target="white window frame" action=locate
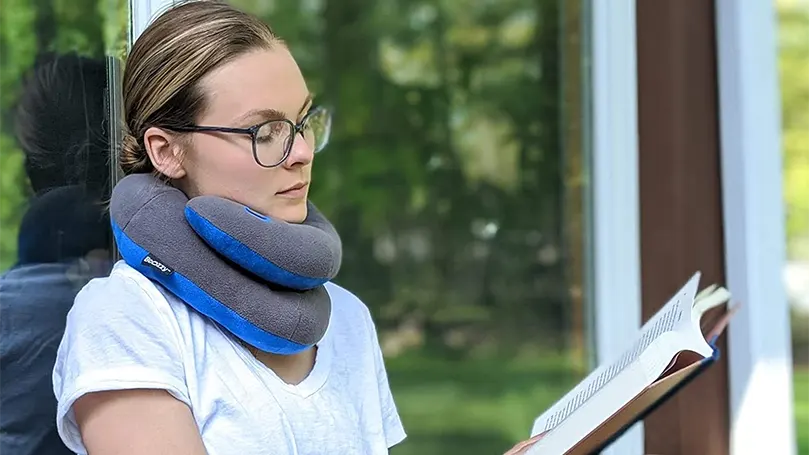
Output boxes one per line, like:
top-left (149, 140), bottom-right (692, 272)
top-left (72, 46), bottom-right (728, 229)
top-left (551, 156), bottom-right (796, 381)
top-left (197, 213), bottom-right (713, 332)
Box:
top-left (130, 0), bottom-right (175, 40)
top-left (715, 1), bottom-right (797, 454)
top-left (129, 1), bottom-right (645, 454)
top-left (589, 1), bottom-right (643, 454)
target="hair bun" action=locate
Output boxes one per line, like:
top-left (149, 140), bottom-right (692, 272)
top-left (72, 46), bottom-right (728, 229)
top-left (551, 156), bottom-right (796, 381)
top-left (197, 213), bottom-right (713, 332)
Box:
top-left (121, 133), bottom-right (140, 154)
top-left (119, 132), bottom-right (152, 174)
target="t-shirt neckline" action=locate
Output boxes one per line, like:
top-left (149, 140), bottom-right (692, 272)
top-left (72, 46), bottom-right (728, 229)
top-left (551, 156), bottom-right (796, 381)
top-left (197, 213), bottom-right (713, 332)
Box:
top-left (226, 320), bottom-right (333, 399)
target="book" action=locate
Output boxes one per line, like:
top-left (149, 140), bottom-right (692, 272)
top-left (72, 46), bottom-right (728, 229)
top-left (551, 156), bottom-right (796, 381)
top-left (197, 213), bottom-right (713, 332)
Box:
top-left (526, 272), bottom-right (737, 455)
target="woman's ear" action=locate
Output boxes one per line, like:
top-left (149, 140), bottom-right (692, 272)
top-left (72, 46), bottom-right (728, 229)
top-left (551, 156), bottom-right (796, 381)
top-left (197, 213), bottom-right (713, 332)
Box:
top-left (143, 126), bottom-right (187, 179)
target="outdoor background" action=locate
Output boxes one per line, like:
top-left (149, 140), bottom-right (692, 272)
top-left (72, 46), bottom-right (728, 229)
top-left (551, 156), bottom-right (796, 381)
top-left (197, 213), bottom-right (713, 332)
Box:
top-left (781, 0), bottom-right (809, 453)
top-left (0, 0), bottom-right (806, 454)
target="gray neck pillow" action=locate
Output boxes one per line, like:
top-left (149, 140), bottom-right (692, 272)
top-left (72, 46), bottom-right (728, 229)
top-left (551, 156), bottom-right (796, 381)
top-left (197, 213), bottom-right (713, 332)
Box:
top-left (109, 173), bottom-right (342, 354)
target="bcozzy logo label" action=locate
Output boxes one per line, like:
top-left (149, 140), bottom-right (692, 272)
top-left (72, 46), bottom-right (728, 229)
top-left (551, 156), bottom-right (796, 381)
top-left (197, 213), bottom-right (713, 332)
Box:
top-left (142, 255), bottom-right (173, 276)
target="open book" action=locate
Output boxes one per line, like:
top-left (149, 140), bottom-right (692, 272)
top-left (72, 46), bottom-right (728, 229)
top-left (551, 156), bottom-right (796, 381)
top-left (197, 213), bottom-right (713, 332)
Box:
top-left (526, 272), bottom-right (737, 455)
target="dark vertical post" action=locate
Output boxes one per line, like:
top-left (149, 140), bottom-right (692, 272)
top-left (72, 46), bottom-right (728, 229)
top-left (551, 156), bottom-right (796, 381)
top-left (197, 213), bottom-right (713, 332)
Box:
top-left (636, 0), bottom-right (731, 454)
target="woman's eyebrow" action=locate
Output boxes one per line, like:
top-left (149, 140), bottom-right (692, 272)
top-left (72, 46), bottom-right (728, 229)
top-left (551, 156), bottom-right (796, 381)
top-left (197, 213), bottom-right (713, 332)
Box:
top-left (235, 94), bottom-right (314, 126)
top-left (236, 108), bottom-right (285, 125)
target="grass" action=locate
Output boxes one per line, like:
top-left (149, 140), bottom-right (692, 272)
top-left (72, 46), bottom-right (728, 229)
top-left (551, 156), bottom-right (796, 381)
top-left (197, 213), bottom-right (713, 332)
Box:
top-left (795, 368), bottom-right (808, 454)
top-left (386, 351), bottom-right (585, 455)
top-left (384, 351), bottom-right (809, 455)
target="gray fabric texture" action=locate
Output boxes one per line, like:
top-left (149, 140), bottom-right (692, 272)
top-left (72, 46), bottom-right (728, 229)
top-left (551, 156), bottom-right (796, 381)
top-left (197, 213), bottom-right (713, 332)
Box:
top-left (186, 196), bottom-right (342, 286)
top-left (109, 173), bottom-right (337, 348)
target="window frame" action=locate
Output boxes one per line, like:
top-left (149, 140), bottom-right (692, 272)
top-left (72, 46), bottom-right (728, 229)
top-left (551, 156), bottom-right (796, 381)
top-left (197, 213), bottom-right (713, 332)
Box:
top-left (589, 1), bottom-right (644, 454)
top-left (715, 0), bottom-right (797, 453)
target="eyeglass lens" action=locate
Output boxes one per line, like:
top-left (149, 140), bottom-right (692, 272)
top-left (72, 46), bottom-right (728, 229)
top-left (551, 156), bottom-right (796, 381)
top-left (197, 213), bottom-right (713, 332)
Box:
top-left (255, 108), bottom-right (331, 167)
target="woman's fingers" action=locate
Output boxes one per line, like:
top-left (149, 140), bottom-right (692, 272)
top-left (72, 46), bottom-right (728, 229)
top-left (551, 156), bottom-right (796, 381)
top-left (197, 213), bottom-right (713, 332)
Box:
top-left (503, 432), bottom-right (546, 455)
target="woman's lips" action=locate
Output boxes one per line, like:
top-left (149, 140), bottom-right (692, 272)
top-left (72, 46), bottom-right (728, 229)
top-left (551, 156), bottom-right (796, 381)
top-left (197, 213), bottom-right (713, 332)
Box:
top-left (276, 182), bottom-right (309, 199)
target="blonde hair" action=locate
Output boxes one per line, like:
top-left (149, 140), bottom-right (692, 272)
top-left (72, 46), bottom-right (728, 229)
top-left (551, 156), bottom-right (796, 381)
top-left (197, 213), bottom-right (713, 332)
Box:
top-left (120, 0), bottom-right (280, 174)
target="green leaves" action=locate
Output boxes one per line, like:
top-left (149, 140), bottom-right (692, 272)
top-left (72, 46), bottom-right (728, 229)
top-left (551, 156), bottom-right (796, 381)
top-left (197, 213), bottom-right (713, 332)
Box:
top-left (779, 4), bottom-right (809, 259)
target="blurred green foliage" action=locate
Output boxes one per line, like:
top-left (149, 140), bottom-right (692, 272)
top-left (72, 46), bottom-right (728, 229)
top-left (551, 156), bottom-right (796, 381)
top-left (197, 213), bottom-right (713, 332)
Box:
top-left (778, 3), bottom-right (809, 452)
top-left (794, 369), bottom-right (809, 454)
top-left (778, 2), bottom-right (809, 260)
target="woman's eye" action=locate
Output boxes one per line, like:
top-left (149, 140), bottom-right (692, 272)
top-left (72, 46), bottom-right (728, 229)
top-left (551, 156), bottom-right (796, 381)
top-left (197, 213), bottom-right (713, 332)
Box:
top-left (256, 123), bottom-right (286, 143)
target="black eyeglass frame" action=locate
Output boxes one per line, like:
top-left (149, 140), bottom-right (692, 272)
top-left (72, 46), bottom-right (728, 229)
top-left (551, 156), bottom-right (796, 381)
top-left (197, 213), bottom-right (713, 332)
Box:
top-left (165, 105), bottom-right (331, 168)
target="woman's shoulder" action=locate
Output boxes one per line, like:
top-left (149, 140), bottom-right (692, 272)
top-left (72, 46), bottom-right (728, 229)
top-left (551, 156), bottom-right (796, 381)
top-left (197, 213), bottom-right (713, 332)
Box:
top-left (71, 261), bottom-right (183, 313)
top-left (324, 281), bottom-right (374, 322)
top-left (75, 260), bottom-right (157, 301)
top-left (69, 260), bottom-right (190, 334)
top-left (322, 282), bottom-right (383, 347)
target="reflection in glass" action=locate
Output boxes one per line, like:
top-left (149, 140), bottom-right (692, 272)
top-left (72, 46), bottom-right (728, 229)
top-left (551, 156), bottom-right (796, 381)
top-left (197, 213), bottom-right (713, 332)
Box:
top-left (232, 0), bottom-right (594, 453)
top-left (0, 0), bottom-right (127, 452)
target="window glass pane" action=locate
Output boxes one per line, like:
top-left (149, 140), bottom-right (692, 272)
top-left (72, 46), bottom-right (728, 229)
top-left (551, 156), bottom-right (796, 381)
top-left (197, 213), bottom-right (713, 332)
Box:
top-left (0, 0), bottom-right (128, 452)
top-left (233, 0), bottom-right (594, 453)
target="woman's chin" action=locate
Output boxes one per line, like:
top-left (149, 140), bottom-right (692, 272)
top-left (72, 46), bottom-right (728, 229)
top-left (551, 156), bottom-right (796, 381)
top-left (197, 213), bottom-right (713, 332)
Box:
top-left (273, 200), bottom-right (308, 223)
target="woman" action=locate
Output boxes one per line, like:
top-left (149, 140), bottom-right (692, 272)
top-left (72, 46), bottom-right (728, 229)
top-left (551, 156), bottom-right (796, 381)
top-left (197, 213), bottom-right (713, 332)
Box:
top-left (53, 1), bottom-right (539, 454)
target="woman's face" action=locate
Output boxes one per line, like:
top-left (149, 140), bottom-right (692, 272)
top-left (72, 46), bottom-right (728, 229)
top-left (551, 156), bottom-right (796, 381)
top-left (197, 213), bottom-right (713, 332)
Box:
top-left (178, 47), bottom-right (314, 223)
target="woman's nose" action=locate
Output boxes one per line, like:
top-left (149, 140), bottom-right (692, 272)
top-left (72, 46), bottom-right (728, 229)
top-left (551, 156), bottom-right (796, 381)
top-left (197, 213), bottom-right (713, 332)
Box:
top-left (283, 133), bottom-right (314, 168)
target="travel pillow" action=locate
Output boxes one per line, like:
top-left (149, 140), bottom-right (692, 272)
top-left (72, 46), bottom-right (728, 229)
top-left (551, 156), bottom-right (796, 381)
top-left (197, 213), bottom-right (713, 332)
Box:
top-left (109, 173), bottom-right (342, 354)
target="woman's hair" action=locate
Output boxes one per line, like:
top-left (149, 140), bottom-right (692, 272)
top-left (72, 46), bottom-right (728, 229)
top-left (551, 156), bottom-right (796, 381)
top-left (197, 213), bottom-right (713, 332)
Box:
top-left (14, 52), bottom-right (110, 195)
top-left (120, 0), bottom-right (280, 175)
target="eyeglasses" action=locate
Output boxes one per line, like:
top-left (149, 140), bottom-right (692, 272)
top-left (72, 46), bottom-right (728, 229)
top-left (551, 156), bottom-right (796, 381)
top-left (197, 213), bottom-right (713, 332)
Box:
top-left (167, 105), bottom-right (332, 168)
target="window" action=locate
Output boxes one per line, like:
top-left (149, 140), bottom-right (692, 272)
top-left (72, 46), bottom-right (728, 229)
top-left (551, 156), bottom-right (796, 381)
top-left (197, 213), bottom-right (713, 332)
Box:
top-left (0, 0), bottom-right (128, 452)
top-left (233, 1), bottom-right (595, 453)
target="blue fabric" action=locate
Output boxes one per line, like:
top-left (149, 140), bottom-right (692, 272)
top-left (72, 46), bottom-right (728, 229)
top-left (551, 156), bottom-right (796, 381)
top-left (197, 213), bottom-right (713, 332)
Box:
top-left (0, 261), bottom-right (108, 455)
top-left (184, 206), bottom-right (325, 290)
top-left (111, 222), bottom-right (306, 354)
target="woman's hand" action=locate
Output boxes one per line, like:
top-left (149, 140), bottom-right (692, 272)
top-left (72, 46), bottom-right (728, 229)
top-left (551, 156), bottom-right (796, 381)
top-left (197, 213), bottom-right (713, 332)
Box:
top-left (503, 433), bottom-right (545, 455)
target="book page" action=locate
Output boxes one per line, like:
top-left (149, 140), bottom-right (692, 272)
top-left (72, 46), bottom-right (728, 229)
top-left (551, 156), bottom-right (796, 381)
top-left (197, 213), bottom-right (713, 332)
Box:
top-left (566, 302), bottom-right (735, 455)
top-left (527, 363), bottom-right (650, 455)
top-left (566, 355), bottom-right (706, 455)
top-left (530, 273), bottom-right (701, 437)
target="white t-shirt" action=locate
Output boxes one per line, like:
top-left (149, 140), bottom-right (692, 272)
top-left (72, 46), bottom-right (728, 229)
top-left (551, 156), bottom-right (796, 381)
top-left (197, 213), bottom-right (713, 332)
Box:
top-left (53, 261), bottom-right (406, 455)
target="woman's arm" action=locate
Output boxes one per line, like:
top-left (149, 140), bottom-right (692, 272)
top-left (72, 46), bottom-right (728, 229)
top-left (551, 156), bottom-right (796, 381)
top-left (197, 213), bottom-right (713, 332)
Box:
top-left (53, 272), bottom-right (201, 453)
top-left (74, 389), bottom-right (207, 455)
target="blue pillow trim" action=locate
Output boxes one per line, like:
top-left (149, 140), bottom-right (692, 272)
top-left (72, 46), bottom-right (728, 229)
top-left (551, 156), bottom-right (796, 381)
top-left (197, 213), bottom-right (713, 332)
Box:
top-left (111, 221), bottom-right (308, 355)
top-left (244, 206), bottom-right (268, 220)
top-left (184, 206), bottom-right (325, 290)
